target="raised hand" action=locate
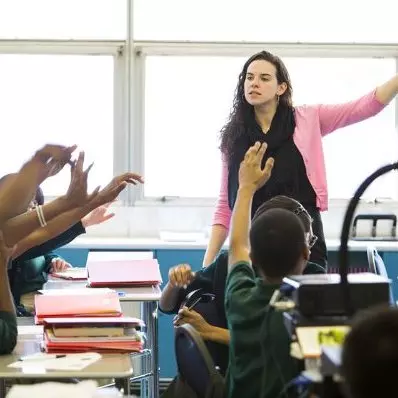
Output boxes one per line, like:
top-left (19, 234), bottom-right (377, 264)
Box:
top-left (32, 144), bottom-right (77, 183)
top-left (88, 172), bottom-right (144, 209)
top-left (238, 142), bottom-right (274, 192)
top-left (64, 151), bottom-right (95, 208)
top-left (81, 202), bottom-right (115, 228)
top-left (168, 264), bottom-right (195, 288)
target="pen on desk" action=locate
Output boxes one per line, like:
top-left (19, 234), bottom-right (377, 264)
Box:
top-left (18, 354), bottom-right (66, 362)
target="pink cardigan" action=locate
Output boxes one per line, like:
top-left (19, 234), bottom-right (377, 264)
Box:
top-left (213, 90), bottom-right (386, 230)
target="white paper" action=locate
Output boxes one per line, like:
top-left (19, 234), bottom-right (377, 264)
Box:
top-left (160, 231), bottom-right (205, 242)
top-left (87, 251), bottom-right (153, 262)
top-left (17, 325), bottom-right (43, 335)
top-left (52, 268), bottom-right (88, 279)
top-left (8, 352), bottom-right (102, 371)
top-left (6, 380), bottom-right (98, 398)
top-left (38, 288), bottom-right (115, 296)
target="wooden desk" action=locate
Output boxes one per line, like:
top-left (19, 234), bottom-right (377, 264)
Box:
top-left (0, 325), bottom-right (133, 398)
top-left (42, 277), bottom-right (161, 398)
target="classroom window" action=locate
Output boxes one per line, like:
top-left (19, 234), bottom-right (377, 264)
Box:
top-left (0, 0), bottom-right (126, 39)
top-left (0, 54), bottom-right (114, 197)
top-left (134, 0), bottom-right (398, 43)
top-left (144, 56), bottom-right (397, 200)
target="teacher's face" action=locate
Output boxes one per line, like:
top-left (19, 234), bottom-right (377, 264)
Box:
top-left (244, 60), bottom-right (285, 106)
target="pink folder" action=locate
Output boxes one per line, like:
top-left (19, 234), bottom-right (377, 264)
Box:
top-left (35, 291), bottom-right (122, 324)
top-left (87, 259), bottom-right (162, 287)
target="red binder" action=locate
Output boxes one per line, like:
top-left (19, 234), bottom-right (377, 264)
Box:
top-left (87, 259), bottom-right (162, 287)
top-left (35, 291), bottom-right (122, 324)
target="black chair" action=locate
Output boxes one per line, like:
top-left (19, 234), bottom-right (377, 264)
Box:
top-left (175, 324), bottom-right (224, 398)
top-left (367, 246), bottom-right (394, 305)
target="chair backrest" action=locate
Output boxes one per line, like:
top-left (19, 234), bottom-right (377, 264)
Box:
top-left (367, 246), bottom-right (394, 305)
top-left (175, 324), bottom-right (220, 398)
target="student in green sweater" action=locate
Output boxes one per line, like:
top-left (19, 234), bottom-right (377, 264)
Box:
top-left (160, 196), bottom-right (324, 378)
top-left (226, 141), bottom-right (310, 398)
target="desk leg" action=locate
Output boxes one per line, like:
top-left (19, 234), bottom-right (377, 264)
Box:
top-left (151, 301), bottom-right (159, 398)
top-left (143, 301), bottom-right (159, 398)
top-left (0, 380), bottom-right (5, 398)
top-left (116, 378), bottom-right (131, 396)
top-left (141, 302), bottom-right (149, 397)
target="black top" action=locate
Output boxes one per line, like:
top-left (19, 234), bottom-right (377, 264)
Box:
top-left (9, 222), bottom-right (86, 305)
top-left (228, 105), bottom-right (317, 215)
top-left (15, 221), bottom-right (86, 262)
top-left (160, 251), bottom-right (325, 375)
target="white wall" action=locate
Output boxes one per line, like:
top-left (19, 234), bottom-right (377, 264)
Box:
top-left (84, 200), bottom-right (398, 240)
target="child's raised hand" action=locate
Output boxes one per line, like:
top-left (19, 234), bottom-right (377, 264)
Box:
top-left (238, 141), bottom-right (274, 192)
top-left (168, 263), bottom-right (195, 288)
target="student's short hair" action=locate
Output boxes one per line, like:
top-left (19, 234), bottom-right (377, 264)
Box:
top-left (342, 306), bottom-right (398, 398)
top-left (253, 195), bottom-right (312, 233)
top-left (249, 208), bottom-right (306, 278)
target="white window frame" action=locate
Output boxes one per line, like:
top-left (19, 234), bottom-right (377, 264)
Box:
top-left (132, 41), bottom-right (398, 209)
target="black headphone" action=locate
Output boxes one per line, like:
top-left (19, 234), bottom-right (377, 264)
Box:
top-left (180, 288), bottom-right (215, 311)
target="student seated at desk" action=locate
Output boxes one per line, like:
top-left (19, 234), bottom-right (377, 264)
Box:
top-left (342, 306), bottom-right (398, 398)
top-left (0, 144), bottom-right (143, 353)
top-left (225, 142), bottom-right (311, 398)
top-left (0, 144), bottom-right (78, 354)
top-left (0, 231), bottom-right (17, 354)
top-left (160, 194), bottom-right (324, 380)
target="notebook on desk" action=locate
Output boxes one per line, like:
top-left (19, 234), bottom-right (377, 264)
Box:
top-left (86, 259), bottom-right (162, 287)
top-left (87, 251), bottom-right (154, 262)
top-left (51, 267), bottom-right (87, 280)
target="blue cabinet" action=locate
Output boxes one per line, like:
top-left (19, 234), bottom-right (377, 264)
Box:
top-left (155, 249), bottom-right (205, 378)
top-left (381, 252), bottom-right (398, 302)
top-left (53, 249), bottom-right (88, 267)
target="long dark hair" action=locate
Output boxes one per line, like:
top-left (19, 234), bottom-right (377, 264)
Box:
top-left (220, 51), bottom-right (293, 164)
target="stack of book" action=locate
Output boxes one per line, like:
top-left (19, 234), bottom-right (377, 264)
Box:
top-left (42, 317), bottom-right (144, 353)
top-left (35, 290), bottom-right (145, 353)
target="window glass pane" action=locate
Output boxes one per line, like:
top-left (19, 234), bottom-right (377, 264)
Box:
top-left (0, 55), bottom-right (114, 197)
top-left (144, 57), bottom-right (244, 198)
top-left (134, 0), bottom-right (397, 42)
top-left (144, 56), bottom-right (397, 199)
top-left (0, 0), bottom-right (126, 39)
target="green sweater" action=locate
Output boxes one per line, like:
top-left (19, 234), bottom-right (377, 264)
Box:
top-left (225, 262), bottom-right (303, 398)
top-left (0, 311), bottom-right (17, 354)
